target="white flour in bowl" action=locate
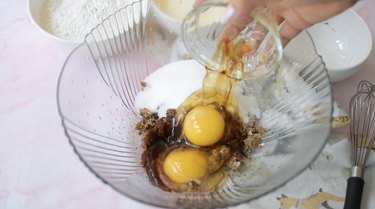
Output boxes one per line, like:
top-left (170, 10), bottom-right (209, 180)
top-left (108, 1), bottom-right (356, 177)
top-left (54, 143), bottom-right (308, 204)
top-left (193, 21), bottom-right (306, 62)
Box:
top-left (42, 0), bottom-right (130, 41)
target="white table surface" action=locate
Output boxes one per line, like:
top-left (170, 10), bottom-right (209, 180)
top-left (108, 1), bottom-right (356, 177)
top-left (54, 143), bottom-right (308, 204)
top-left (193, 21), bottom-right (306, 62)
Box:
top-left (1, 0), bottom-right (375, 208)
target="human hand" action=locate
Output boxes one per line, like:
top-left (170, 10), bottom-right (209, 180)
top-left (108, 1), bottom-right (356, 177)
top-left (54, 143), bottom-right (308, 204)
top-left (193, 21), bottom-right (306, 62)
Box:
top-left (194, 0), bottom-right (356, 46)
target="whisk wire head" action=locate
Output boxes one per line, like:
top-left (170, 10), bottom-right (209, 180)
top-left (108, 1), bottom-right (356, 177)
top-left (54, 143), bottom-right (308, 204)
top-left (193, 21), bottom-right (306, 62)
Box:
top-left (349, 81), bottom-right (375, 174)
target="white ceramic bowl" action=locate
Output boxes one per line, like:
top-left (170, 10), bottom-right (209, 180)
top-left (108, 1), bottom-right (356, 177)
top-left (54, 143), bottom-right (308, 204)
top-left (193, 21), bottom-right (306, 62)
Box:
top-left (307, 9), bottom-right (372, 82)
top-left (150, 0), bottom-right (194, 35)
top-left (27, 0), bottom-right (81, 54)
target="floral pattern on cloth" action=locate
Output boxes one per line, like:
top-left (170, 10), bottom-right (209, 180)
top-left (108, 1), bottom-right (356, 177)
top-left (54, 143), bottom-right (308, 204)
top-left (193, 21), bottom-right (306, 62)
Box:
top-left (277, 188), bottom-right (344, 209)
top-left (231, 134), bottom-right (375, 209)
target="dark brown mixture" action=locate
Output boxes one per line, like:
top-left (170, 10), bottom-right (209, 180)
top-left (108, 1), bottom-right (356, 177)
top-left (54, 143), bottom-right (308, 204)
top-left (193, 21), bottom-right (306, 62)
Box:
top-left (135, 40), bottom-right (266, 193)
top-left (135, 108), bottom-right (266, 192)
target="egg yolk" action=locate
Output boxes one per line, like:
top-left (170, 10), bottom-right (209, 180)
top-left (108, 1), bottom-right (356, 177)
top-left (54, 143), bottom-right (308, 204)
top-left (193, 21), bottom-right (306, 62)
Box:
top-left (183, 106), bottom-right (225, 146)
top-left (163, 148), bottom-right (208, 184)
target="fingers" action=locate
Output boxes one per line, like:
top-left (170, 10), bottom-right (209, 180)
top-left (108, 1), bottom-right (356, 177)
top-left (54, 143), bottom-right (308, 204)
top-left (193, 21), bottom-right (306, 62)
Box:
top-left (220, 0), bottom-right (256, 41)
top-left (193, 0), bottom-right (206, 8)
top-left (278, 22), bottom-right (302, 46)
top-left (278, 9), bottom-right (311, 46)
top-left (194, 0), bottom-right (354, 46)
top-left (194, 0), bottom-right (261, 41)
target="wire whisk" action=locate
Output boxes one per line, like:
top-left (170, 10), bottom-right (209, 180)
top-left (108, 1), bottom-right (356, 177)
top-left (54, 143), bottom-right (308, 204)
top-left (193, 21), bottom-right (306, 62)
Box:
top-left (344, 80), bottom-right (375, 209)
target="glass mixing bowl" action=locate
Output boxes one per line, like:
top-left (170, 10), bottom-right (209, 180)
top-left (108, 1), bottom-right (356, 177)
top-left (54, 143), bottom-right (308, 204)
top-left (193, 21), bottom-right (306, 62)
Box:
top-left (57, 0), bottom-right (333, 208)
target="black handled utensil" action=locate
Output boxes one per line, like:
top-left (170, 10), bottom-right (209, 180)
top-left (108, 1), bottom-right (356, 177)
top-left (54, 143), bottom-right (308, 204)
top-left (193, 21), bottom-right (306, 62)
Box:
top-left (344, 80), bottom-right (375, 209)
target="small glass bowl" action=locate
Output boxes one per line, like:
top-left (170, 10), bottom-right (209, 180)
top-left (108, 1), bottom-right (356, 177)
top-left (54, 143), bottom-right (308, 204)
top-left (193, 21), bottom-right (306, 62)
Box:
top-left (182, 0), bottom-right (283, 79)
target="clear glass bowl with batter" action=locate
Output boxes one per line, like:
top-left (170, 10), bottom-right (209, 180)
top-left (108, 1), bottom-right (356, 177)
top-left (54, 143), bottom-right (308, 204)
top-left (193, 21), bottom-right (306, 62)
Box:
top-left (57, 0), bottom-right (332, 208)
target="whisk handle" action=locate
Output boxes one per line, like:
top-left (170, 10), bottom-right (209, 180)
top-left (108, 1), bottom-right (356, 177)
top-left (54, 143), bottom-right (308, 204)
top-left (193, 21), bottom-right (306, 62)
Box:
top-left (344, 177), bottom-right (365, 209)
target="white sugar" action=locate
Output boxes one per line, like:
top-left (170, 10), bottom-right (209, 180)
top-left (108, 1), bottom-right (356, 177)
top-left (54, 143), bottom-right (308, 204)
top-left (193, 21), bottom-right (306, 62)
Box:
top-left (134, 60), bottom-right (206, 117)
top-left (135, 59), bottom-right (263, 120)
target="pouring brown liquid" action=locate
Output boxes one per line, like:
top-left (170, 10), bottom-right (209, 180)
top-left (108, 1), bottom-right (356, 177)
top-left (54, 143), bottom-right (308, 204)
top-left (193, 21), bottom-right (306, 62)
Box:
top-left (177, 40), bottom-right (253, 118)
top-left (137, 40), bottom-right (263, 193)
